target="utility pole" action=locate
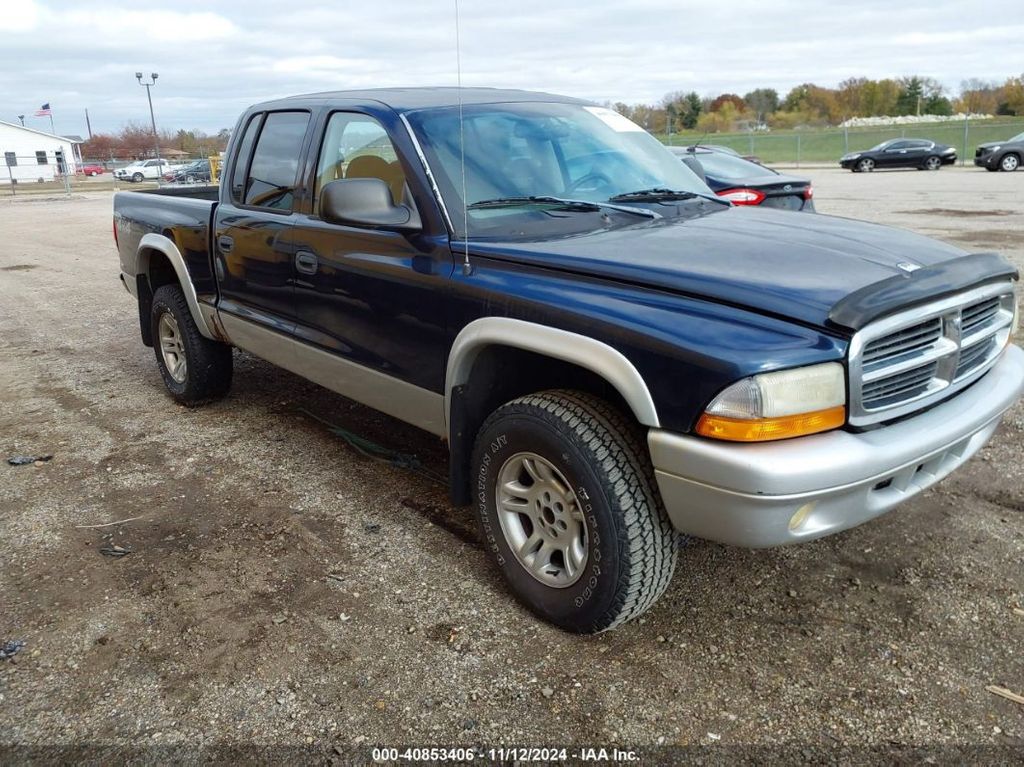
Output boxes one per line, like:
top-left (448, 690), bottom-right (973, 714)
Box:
top-left (85, 108), bottom-right (93, 139)
top-left (136, 72), bottom-right (161, 171)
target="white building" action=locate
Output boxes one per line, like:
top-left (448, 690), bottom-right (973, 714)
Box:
top-left (0, 120), bottom-right (83, 184)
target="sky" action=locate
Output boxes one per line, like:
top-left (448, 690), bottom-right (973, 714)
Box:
top-left (2, 0), bottom-right (1022, 138)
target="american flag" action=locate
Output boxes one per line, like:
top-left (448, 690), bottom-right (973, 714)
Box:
top-left (34, 103), bottom-right (51, 116)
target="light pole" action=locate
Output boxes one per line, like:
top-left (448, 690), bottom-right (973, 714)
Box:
top-left (136, 72), bottom-right (161, 172)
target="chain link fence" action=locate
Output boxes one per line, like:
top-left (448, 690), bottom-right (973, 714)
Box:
top-left (1, 154), bottom-right (219, 196)
top-left (661, 119), bottom-right (1024, 166)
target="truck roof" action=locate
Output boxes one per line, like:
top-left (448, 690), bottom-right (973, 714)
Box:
top-left (253, 87), bottom-right (593, 113)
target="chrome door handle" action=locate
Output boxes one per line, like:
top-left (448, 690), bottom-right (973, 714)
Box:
top-left (295, 251), bottom-right (318, 275)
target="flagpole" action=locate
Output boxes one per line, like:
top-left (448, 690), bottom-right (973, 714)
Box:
top-left (49, 112), bottom-right (56, 136)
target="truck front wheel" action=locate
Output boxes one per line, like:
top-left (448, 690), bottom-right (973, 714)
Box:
top-left (472, 390), bottom-right (678, 633)
top-left (150, 284), bottom-right (232, 406)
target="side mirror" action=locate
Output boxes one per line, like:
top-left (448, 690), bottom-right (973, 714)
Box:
top-left (320, 178), bottom-right (421, 230)
top-left (681, 155), bottom-right (706, 183)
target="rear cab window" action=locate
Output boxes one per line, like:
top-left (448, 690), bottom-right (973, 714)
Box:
top-left (229, 111), bottom-right (310, 211)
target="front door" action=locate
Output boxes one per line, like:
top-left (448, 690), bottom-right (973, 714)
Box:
top-left (879, 140), bottom-right (913, 168)
top-left (289, 110), bottom-right (451, 432)
top-left (214, 110), bottom-right (311, 335)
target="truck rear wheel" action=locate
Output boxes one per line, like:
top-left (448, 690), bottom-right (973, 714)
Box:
top-left (472, 390), bottom-right (678, 633)
top-left (151, 284), bottom-right (232, 406)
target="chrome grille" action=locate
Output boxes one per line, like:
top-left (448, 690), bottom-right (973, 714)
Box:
top-left (848, 283), bottom-right (1016, 426)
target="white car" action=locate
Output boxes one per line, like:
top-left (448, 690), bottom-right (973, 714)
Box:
top-left (115, 159), bottom-right (178, 182)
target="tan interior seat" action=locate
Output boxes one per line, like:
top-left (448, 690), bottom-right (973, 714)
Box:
top-left (345, 155), bottom-right (405, 204)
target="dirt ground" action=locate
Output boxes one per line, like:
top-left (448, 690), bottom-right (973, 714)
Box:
top-left (1, 167), bottom-right (1022, 757)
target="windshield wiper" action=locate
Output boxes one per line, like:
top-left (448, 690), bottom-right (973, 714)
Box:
top-left (467, 196), bottom-right (658, 219)
top-left (609, 188), bottom-right (728, 205)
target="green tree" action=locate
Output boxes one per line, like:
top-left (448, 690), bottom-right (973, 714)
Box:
top-left (742, 88), bottom-right (779, 122)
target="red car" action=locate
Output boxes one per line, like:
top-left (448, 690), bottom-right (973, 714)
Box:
top-left (80, 163), bottom-right (106, 176)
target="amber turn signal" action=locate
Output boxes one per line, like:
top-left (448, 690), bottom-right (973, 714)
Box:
top-left (696, 405), bottom-right (847, 442)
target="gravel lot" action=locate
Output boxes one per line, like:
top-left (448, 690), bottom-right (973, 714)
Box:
top-left (1, 167), bottom-right (1022, 756)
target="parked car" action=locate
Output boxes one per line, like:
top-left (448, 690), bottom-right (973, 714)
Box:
top-left (165, 159), bottom-right (212, 184)
top-left (79, 163), bottom-right (106, 176)
top-left (840, 139), bottom-right (956, 172)
top-left (685, 143), bottom-right (761, 164)
top-left (974, 132), bottom-right (1023, 172)
top-left (114, 159), bottom-right (176, 182)
top-left (113, 88), bottom-right (1022, 633)
top-left (670, 146), bottom-right (813, 211)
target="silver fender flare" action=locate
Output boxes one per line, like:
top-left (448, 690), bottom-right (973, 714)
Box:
top-left (137, 232), bottom-right (216, 339)
top-left (445, 317), bottom-right (660, 434)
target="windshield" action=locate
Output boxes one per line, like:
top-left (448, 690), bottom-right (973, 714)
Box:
top-left (406, 102), bottom-right (713, 238)
top-left (691, 151), bottom-right (774, 180)
top-left (1009, 132), bottom-right (1024, 143)
top-left (869, 140), bottom-right (896, 151)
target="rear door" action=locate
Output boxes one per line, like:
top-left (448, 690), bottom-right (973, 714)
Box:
top-left (213, 110), bottom-right (312, 334)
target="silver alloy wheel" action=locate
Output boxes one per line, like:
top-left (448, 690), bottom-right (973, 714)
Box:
top-left (1001, 154), bottom-right (1019, 171)
top-left (158, 313), bottom-right (187, 383)
top-left (924, 156), bottom-right (941, 170)
top-left (857, 158), bottom-right (874, 172)
top-left (496, 452), bottom-right (588, 588)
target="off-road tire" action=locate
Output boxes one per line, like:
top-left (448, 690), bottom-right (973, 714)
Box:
top-left (151, 284), bottom-right (232, 406)
top-left (472, 390), bottom-right (678, 633)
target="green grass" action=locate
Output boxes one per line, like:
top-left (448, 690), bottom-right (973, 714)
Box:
top-left (656, 119), bottom-right (1024, 164)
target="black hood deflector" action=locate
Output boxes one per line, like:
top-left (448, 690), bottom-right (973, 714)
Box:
top-left (828, 252), bottom-right (1018, 331)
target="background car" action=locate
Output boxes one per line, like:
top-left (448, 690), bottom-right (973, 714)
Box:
top-left (839, 139), bottom-right (956, 172)
top-left (79, 163), bottom-right (105, 176)
top-left (974, 132), bottom-right (1023, 172)
top-left (669, 146), bottom-right (814, 211)
top-left (164, 159), bottom-right (211, 184)
top-left (114, 159), bottom-right (176, 182)
top-left (684, 143), bottom-right (762, 164)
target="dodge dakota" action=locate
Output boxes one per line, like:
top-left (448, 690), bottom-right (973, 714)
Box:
top-left (114, 88), bottom-right (1023, 633)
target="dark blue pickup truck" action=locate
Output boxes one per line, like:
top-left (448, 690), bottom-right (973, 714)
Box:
top-left (114, 88), bottom-right (1023, 633)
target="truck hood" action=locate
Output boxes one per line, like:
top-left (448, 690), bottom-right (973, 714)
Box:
top-left (469, 206), bottom-right (970, 330)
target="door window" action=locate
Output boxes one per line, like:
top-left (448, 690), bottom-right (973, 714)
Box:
top-left (314, 112), bottom-right (407, 213)
top-left (230, 114), bottom-right (262, 203)
top-left (245, 111), bottom-right (310, 210)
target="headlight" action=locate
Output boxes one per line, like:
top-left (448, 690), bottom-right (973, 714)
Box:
top-left (990, 145), bottom-right (1001, 153)
top-left (942, 147), bottom-right (955, 154)
top-left (696, 362), bottom-right (846, 442)
top-left (843, 153), bottom-right (860, 160)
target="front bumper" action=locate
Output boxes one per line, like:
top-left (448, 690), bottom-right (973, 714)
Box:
top-left (649, 344), bottom-right (1024, 548)
top-left (974, 155), bottom-right (997, 169)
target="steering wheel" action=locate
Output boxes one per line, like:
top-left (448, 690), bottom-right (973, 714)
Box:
top-left (568, 171), bottom-right (614, 194)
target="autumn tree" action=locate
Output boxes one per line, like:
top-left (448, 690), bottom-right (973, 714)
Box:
top-left (709, 93), bottom-right (746, 113)
top-left (997, 75), bottom-right (1024, 115)
top-left (742, 88), bottom-right (779, 122)
top-left (81, 133), bottom-right (118, 161)
top-left (956, 79), bottom-right (999, 113)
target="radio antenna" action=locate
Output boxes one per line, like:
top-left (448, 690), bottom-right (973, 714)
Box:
top-left (454, 0), bottom-right (471, 276)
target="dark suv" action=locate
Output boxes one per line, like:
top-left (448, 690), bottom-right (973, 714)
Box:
top-left (974, 132), bottom-right (1024, 172)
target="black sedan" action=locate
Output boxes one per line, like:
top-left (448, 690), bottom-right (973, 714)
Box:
top-left (839, 139), bottom-right (956, 172)
top-left (974, 131), bottom-right (1023, 172)
top-left (669, 146), bottom-right (814, 211)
